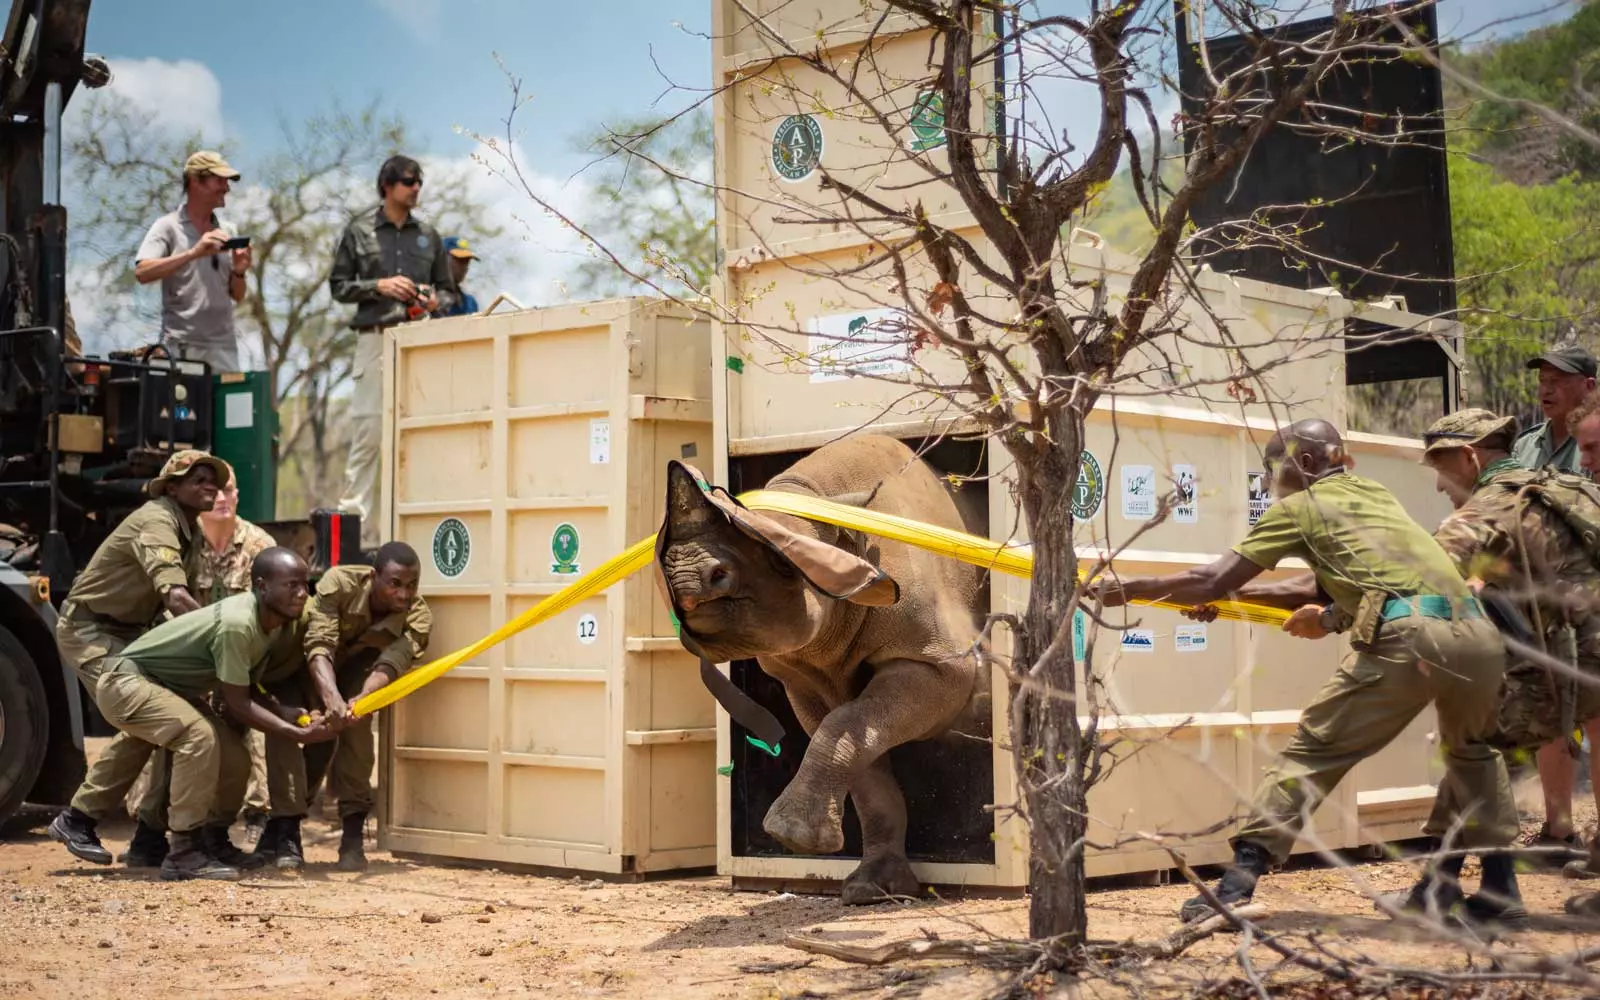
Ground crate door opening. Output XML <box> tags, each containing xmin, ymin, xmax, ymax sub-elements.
<box><xmin>724</xmin><ymin>436</ymin><xmax>996</xmax><ymax>869</ymax></box>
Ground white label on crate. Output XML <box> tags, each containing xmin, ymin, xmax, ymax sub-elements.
<box><xmin>224</xmin><ymin>392</ymin><xmax>253</xmax><ymax>430</ymax></box>
<box><xmin>1175</xmin><ymin>624</ymin><xmax>1208</xmax><ymax>653</ymax></box>
<box><xmin>1173</xmin><ymin>464</ymin><xmax>1197</xmax><ymax>524</ymax></box>
<box><xmin>1247</xmin><ymin>472</ymin><xmax>1272</xmax><ymax>526</ymax></box>
<box><xmin>589</xmin><ymin>419</ymin><xmax>610</xmax><ymax>465</ymax></box>
<box><xmin>1121</xmin><ymin>465</ymin><xmax>1156</xmax><ymax>520</ymax></box>
<box><xmin>806</xmin><ymin>308</ymin><xmax>912</xmax><ymax>383</ymax></box>
<box><xmin>1120</xmin><ymin>628</ymin><xmax>1156</xmax><ymax>654</ymax></box>
<box><xmin>576</xmin><ymin>613</ymin><xmax>599</xmax><ymax>645</ymax></box>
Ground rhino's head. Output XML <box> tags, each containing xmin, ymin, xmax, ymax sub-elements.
<box><xmin>656</xmin><ymin>462</ymin><xmax>897</xmax><ymax>663</ymax></box>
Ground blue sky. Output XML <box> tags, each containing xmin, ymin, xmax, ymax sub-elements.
<box><xmin>69</xmin><ymin>0</ymin><xmax>1579</xmax><ymax>330</ymax></box>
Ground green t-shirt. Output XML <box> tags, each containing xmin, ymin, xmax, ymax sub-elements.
<box><xmin>1232</xmin><ymin>472</ymin><xmax>1469</xmax><ymax>614</ymax></box>
<box><xmin>121</xmin><ymin>591</ymin><xmax>275</xmax><ymax>698</ymax></box>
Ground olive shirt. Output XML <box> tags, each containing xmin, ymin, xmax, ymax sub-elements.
<box><xmin>1233</xmin><ymin>472</ymin><xmax>1470</xmax><ymax>615</ymax></box>
<box><xmin>119</xmin><ymin>592</ymin><xmax>276</xmax><ymax>699</ymax></box>
<box><xmin>1512</xmin><ymin>420</ymin><xmax>1582</xmax><ymax>474</ymax></box>
<box><xmin>303</xmin><ymin>565</ymin><xmax>431</xmax><ymax>675</ymax></box>
<box><xmin>328</xmin><ymin>206</ymin><xmax>458</xmax><ymax>329</ymax></box>
<box><xmin>65</xmin><ymin>496</ymin><xmax>196</xmax><ymax>626</ymax></box>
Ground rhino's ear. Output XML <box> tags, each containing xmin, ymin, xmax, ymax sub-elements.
<box><xmin>665</xmin><ymin>461</ymin><xmax>722</xmax><ymax>537</ymax></box>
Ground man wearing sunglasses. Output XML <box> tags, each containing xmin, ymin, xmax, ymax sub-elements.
<box><xmin>329</xmin><ymin>154</ymin><xmax>459</xmax><ymax>551</ymax></box>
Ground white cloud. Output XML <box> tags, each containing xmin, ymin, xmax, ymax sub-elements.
<box><xmin>69</xmin><ymin>57</ymin><xmax>226</xmax><ymax>142</ymax></box>
<box><xmin>370</xmin><ymin>0</ymin><xmax>442</xmax><ymax>44</ymax></box>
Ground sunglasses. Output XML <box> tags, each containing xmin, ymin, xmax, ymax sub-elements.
<box><xmin>397</xmin><ymin>176</ymin><xmax>423</xmax><ymax>187</ymax></box>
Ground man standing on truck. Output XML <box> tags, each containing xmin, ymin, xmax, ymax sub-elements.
<box><xmin>252</xmin><ymin>542</ymin><xmax>431</xmax><ymax>871</ymax></box>
<box><xmin>46</xmin><ymin>451</ymin><xmax>228</xmax><ymax>863</ymax></box>
<box><xmin>134</xmin><ymin>151</ymin><xmax>251</xmax><ymax>373</ymax></box>
<box><xmin>1093</xmin><ymin>419</ymin><xmax>1522</xmax><ymax>925</ymax></box>
<box><xmin>50</xmin><ymin>548</ymin><xmax>340</xmax><ymax>880</ymax></box>
<box><xmin>119</xmin><ymin>471</ymin><xmax>280</xmax><ymax>868</ymax></box>
<box><xmin>329</xmin><ymin>155</ymin><xmax>458</xmax><ymax>553</ymax></box>
<box><xmin>1511</xmin><ymin>343</ymin><xmax>1600</xmax><ymax>866</ymax></box>
<box><xmin>435</xmin><ymin>236</ymin><xmax>481</xmax><ymax>317</ymax></box>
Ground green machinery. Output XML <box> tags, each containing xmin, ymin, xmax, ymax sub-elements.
<box><xmin>210</xmin><ymin>371</ymin><xmax>277</xmax><ymax>522</ymax></box>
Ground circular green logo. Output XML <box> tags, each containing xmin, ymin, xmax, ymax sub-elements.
<box><xmin>907</xmin><ymin>90</ymin><xmax>947</xmax><ymax>152</ymax></box>
<box><xmin>432</xmin><ymin>517</ymin><xmax>471</xmax><ymax>578</ymax></box>
<box><xmin>771</xmin><ymin>114</ymin><xmax>824</xmax><ymax>182</ymax></box>
<box><xmin>1071</xmin><ymin>451</ymin><xmax>1105</xmax><ymax>520</ymax></box>
<box><xmin>551</xmin><ymin>522</ymin><xmax>581</xmax><ymax>575</ymax></box>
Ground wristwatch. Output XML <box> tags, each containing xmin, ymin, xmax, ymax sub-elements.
<box><xmin>1318</xmin><ymin>605</ymin><xmax>1351</xmax><ymax>634</ymax></box>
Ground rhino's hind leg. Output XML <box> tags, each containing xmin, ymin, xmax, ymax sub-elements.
<box><xmin>840</xmin><ymin>758</ymin><xmax>920</xmax><ymax>905</ymax></box>
<box><xmin>763</xmin><ymin>658</ymin><xmax>971</xmax><ymax>863</ymax></box>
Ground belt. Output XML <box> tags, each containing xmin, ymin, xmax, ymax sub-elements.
<box><xmin>61</xmin><ymin>600</ymin><xmax>143</xmax><ymax>630</ymax></box>
<box><xmin>1381</xmin><ymin>595</ymin><xmax>1484</xmax><ymax>623</ymax></box>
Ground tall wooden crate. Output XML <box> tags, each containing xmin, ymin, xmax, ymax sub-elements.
<box><xmin>376</xmin><ymin>298</ymin><xmax>719</xmax><ymax>874</ymax></box>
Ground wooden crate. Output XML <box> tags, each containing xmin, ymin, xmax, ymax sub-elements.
<box><xmin>375</xmin><ymin>298</ymin><xmax>719</xmax><ymax>874</ymax></box>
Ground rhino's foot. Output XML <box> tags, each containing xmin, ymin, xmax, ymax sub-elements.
<box><xmin>763</xmin><ymin>787</ymin><xmax>845</xmax><ymax>856</ymax></box>
<box><xmin>841</xmin><ymin>854</ymin><xmax>920</xmax><ymax>905</ymax></box>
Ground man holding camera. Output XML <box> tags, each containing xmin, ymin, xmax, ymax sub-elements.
<box><xmin>329</xmin><ymin>154</ymin><xmax>458</xmax><ymax>551</ymax></box>
<box><xmin>134</xmin><ymin>150</ymin><xmax>250</xmax><ymax>373</ymax></box>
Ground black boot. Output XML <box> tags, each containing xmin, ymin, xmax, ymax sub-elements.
<box><xmin>1465</xmin><ymin>852</ymin><xmax>1530</xmax><ymax>928</ymax></box>
<box><xmin>276</xmin><ymin>816</ymin><xmax>305</xmax><ymax>871</ymax></box>
<box><xmin>117</xmin><ymin>820</ymin><xmax>170</xmax><ymax>869</ymax></box>
<box><xmin>160</xmin><ymin>830</ymin><xmax>241</xmax><ymax>882</ymax></box>
<box><xmin>249</xmin><ymin>816</ymin><xmax>285</xmax><ymax>864</ymax></box>
<box><xmin>337</xmin><ymin>812</ymin><xmax>368</xmax><ymax>872</ymax></box>
<box><xmin>201</xmin><ymin>823</ymin><xmax>267</xmax><ymax>871</ymax></box>
<box><xmin>1180</xmin><ymin>842</ymin><xmax>1270</xmax><ymax>923</ymax></box>
<box><xmin>48</xmin><ymin>807</ymin><xmax>112</xmax><ymax>865</ymax></box>
<box><xmin>1385</xmin><ymin>845</ymin><xmax>1465</xmax><ymax>919</ymax></box>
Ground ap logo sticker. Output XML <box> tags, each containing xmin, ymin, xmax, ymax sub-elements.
<box><xmin>1072</xmin><ymin>451</ymin><xmax>1105</xmax><ymax>519</ymax></box>
<box><xmin>432</xmin><ymin>517</ymin><xmax>471</xmax><ymax>579</ymax></box>
<box><xmin>551</xmin><ymin>522</ymin><xmax>581</xmax><ymax>575</ymax></box>
<box><xmin>771</xmin><ymin>114</ymin><xmax>824</xmax><ymax>182</ymax></box>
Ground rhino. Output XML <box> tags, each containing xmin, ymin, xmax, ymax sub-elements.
<box><xmin>656</xmin><ymin>434</ymin><xmax>985</xmax><ymax>903</ymax></box>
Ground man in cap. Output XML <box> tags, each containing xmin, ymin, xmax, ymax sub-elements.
<box><xmin>436</xmin><ymin>236</ymin><xmax>481</xmax><ymax>317</ymax></box>
<box><xmin>330</xmin><ymin>154</ymin><xmax>458</xmax><ymax>552</ymax></box>
<box><xmin>1094</xmin><ymin>418</ymin><xmax>1521</xmax><ymax>925</ymax></box>
<box><xmin>1512</xmin><ymin>344</ymin><xmax>1600</xmax><ymax>864</ymax></box>
<box><xmin>252</xmin><ymin>542</ymin><xmax>431</xmax><ymax>871</ymax></box>
<box><xmin>119</xmin><ymin>471</ymin><xmax>281</xmax><ymax>867</ymax></box>
<box><xmin>1514</xmin><ymin>343</ymin><xmax>1597</xmax><ymax>475</ymax></box>
<box><xmin>1422</xmin><ymin>409</ymin><xmax>1600</xmax><ymax>891</ymax></box>
<box><xmin>55</xmin><ymin>548</ymin><xmax>340</xmax><ymax>880</ymax></box>
<box><xmin>134</xmin><ymin>151</ymin><xmax>251</xmax><ymax>373</ymax></box>
<box><xmin>46</xmin><ymin>450</ymin><xmax>229</xmax><ymax>863</ymax></box>
<box><xmin>1560</xmin><ymin>389</ymin><xmax>1600</xmax><ymax>881</ymax></box>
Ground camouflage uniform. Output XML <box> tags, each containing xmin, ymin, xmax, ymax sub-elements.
<box><xmin>59</xmin><ymin>450</ymin><xmax>232</xmax><ymax>821</ymax></box>
<box><xmin>264</xmin><ymin>565</ymin><xmax>431</xmax><ymax>819</ymax></box>
<box><xmin>1429</xmin><ymin>431</ymin><xmax>1600</xmax><ymax>756</ymax></box>
<box><xmin>129</xmin><ymin>516</ymin><xmax>278</xmax><ymax>829</ymax></box>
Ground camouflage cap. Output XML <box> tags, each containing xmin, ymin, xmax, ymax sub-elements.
<box><xmin>146</xmin><ymin>450</ymin><xmax>234</xmax><ymax>498</ymax></box>
<box><xmin>1421</xmin><ymin>409</ymin><xmax>1520</xmax><ymax>459</ymax></box>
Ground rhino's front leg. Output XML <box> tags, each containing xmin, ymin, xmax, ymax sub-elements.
<box><xmin>763</xmin><ymin>658</ymin><xmax>970</xmax><ymax>856</ymax></box>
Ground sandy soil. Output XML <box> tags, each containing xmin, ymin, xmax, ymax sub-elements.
<box><xmin>2</xmin><ymin>780</ymin><xmax>1598</xmax><ymax>999</ymax></box>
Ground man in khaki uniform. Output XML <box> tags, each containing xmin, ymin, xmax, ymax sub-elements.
<box><xmin>1095</xmin><ymin>419</ymin><xmax>1521</xmax><ymax>925</ymax></box>
<box><xmin>1421</xmin><ymin>409</ymin><xmax>1600</xmax><ymax>893</ymax></box>
<box><xmin>51</xmin><ymin>548</ymin><xmax>338</xmax><ymax>880</ymax></box>
<box><xmin>1561</xmin><ymin>390</ymin><xmax>1600</xmax><ymax>882</ymax></box>
<box><xmin>253</xmin><ymin>542</ymin><xmax>430</xmax><ymax>871</ymax></box>
<box><xmin>121</xmin><ymin>473</ymin><xmax>280</xmax><ymax>867</ymax></box>
<box><xmin>46</xmin><ymin>450</ymin><xmax>228</xmax><ymax>864</ymax></box>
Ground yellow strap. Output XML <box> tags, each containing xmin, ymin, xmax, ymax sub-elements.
<box><xmin>349</xmin><ymin>492</ymin><xmax>1290</xmax><ymax>717</ymax></box>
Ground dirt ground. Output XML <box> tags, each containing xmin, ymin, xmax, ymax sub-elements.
<box><xmin>3</xmin><ymin>773</ymin><xmax>1599</xmax><ymax>999</ymax></box>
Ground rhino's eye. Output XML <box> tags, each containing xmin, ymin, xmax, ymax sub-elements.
<box><xmin>765</xmin><ymin>549</ymin><xmax>798</xmax><ymax>579</ymax></box>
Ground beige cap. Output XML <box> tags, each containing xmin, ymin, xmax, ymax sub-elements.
<box><xmin>183</xmin><ymin>150</ymin><xmax>241</xmax><ymax>181</ymax></box>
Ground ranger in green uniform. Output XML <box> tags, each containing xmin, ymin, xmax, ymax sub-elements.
<box><xmin>50</xmin><ymin>548</ymin><xmax>338</xmax><ymax>880</ymax></box>
<box><xmin>252</xmin><ymin>542</ymin><xmax>430</xmax><ymax>871</ymax></box>
<box><xmin>1094</xmin><ymin>419</ymin><xmax>1521</xmax><ymax>925</ymax></box>
<box><xmin>47</xmin><ymin>450</ymin><xmax>228</xmax><ymax>862</ymax></box>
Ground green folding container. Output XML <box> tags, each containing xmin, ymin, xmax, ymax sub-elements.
<box><xmin>211</xmin><ymin>371</ymin><xmax>277</xmax><ymax>522</ymax></box>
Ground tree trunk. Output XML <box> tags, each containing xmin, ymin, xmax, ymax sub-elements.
<box><xmin>1012</xmin><ymin>422</ymin><xmax>1089</xmax><ymax>949</ymax></box>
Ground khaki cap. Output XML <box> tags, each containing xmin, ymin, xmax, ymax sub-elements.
<box><xmin>1421</xmin><ymin>409</ymin><xmax>1520</xmax><ymax>459</ymax></box>
<box><xmin>146</xmin><ymin>450</ymin><xmax>233</xmax><ymax>498</ymax></box>
<box><xmin>183</xmin><ymin>150</ymin><xmax>241</xmax><ymax>181</ymax></box>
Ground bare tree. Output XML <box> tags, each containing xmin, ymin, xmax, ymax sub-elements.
<box><xmin>66</xmin><ymin>95</ymin><xmax>501</xmax><ymax>515</ymax></box>
<box><xmin>477</xmin><ymin>0</ymin><xmax>1534</xmax><ymax>958</ymax></box>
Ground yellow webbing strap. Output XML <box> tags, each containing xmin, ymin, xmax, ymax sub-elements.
<box><xmin>350</xmin><ymin>492</ymin><xmax>1290</xmax><ymax>717</ymax></box>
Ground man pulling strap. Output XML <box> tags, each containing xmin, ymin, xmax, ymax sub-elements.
<box><xmin>1092</xmin><ymin>419</ymin><xmax>1521</xmax><ymax>925</ymax></box>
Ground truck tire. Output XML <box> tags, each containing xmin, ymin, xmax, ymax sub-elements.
<box><xmin>0</xmin><ymin>624</ymin><xmax>50</xmax><ymax>824</ymax></box>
